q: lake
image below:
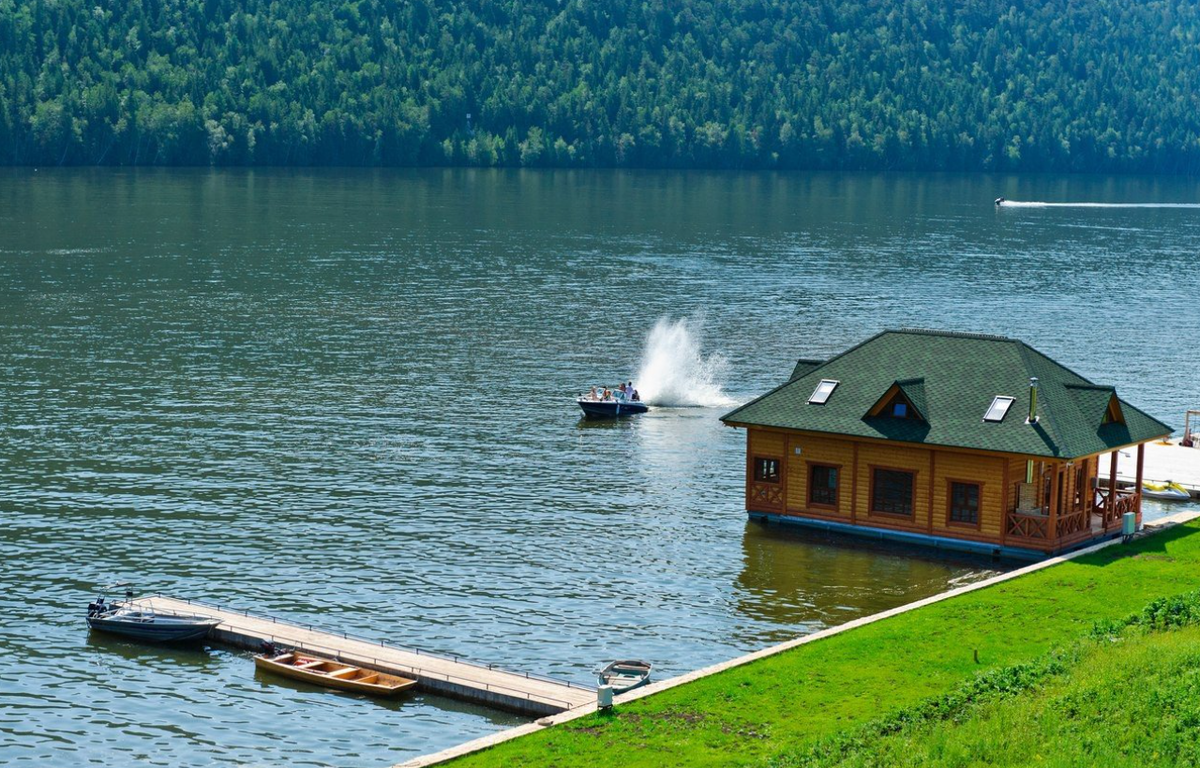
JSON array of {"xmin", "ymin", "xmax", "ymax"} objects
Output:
[{"xmin": 2, "ymin": 168, "xmax": 1198, "ymax": 767}]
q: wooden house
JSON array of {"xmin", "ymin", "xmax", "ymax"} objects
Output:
[{"xmin": 720, "ymin": 329, "xmax": 1172, "ymax": 559}]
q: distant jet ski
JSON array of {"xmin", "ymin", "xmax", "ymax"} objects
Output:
[{"xmin": 995, "ymin": 197, "xmax": 1006, "ymax": 206}]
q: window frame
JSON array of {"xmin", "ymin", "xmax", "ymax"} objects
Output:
[
  {"xmin": 869, "ymin": 466, "xmax": 917, "ymax": 517},
  {"xmin": 807, "ymin": 461, "xmax": 841, "ymax": 509},
  {"xmin": 808, "ymin": 379, "xmax": 840, "ymax": 404},
  {"xmin": 753, "ymin": 456, "xmax": 781, "ymax": 484},
  {"xmin": 983, "ymin": 395, "xmax": 1015, "ymax": 422},
  {"xmin": 946, "ymin": 479, "xmax": 983, "ymax": 528}
]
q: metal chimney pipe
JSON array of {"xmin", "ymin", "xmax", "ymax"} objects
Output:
[{"xmin": 1028, "ymin": 377, "xmax": 1039, "ymax": 424}]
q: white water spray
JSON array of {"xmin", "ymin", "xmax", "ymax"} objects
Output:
[{"xmin": 634, "ymin": 317, "xmax": 735, "ymax": 407}]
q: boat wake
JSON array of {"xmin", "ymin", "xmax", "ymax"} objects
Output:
[
  {"xmin": 998, "ymin": 200, "xmax": 1200, "ymax": 209},
  {"xmin": 635, "ymin": 317, "xmax": 735, "ymax": 408}
]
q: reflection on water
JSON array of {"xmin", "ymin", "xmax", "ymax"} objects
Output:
[
  {"xmin": 736, "ymin": 523, "xmax": 1002, "ymax": 645},
  {"xmin": 3, "ymin": 168, "xmax": 1199, "ymax": 766}
]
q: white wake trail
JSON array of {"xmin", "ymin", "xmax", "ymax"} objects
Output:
[
  {"xmin": 998, "ymin": 200, "xmax": 1200, "ymax": 208},
  {"xmin": 634, "ymin": 317, "xmax": 735, "ymax": 408}
]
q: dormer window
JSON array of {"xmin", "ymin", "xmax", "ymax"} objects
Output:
[
  {"xmin": 865, "ymin": 379, "xmax": 926, "ymax": 421},
  {"xmin": 809, "ymin": 379, "xmax": 839, "ymax": 404},
  {"xmin": 984, "ymin": 396, "xmax": 1014, "ymax": 422},
  {"xmin": 881, "ymin": 392, "xmax": 920, "ymax": 419},
  {"xmin": 1102, "ymin": 394, "xmax": 1125, "ymax": 425}
]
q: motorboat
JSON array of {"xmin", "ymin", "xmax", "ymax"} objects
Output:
[
  {"xmin": 577, "ymin": 387, "xmax": 649, "ymax": 419},
  {"xmin": 1142, "ymin": 481, "xmax": 1191, "ymax": 501},
  {"xmin": 255, "ymin": 650, "xmax": 418, "ymax": 697},
  {"xmin": 86, "ymin": 584, "xmax": 221, "ymax": 642},
  {"xmin": 596, "ymin": 659, "xmax": 652, "ymax": 693}
]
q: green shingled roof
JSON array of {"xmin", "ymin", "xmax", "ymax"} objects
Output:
[{"xmin": 721, "ymin": 329, "xmax": 1172, "ymax": 458}]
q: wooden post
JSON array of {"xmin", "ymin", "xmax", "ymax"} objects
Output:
[
  {"xmin": 850, "ymin": 442, "xmax": 859, "ymax": 525},
  {"xmin": 927, "ymin": 450, "xmax": 936, "ymax": 534},
  {"xmin": 1108, "ymin": 450, "xmax": 1119, "ymax": 526},
  {"xmin": 1135, "ymin": 442, "xmax": 1145, "ymax": 526},
  {"xmin": 1048, "ymin": 463, "xmax": 1060, "ymax": 545},
  {"xmin": 1001, "ymin": 458, "xmax": 1010, "ymax": 545}
]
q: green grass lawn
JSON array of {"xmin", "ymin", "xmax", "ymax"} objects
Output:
[
  {"xmin": 775, "ymin": 593, "xmax": 1200, "ymax": 767},
  {"xmin": 448, "ymin": 522, "xmax": 1200, "ymax": 767}
]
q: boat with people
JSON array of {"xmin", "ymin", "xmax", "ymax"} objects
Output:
[
  {"xmin": 86, "ymin": 584, "xmax": 221, "ymax": 643},
  {"xmin": 577, "ymin": 381, "xmax": 649, "ymax": 419},
  {"xmin": 1141, "ymin": 480, "xmax": 1191, "ymax": 501},
  {"xmin": 255, "ymin": 648, "xmax": 419, "ymax": 697},
  {"xmin": 596, "ymin": 659, "xmax": 652, "ymax": 693}
]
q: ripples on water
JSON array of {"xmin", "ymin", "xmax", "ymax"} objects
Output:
[{"xmin": 2, "ymin": 169, "xmax": 1198, "ymax": 766}]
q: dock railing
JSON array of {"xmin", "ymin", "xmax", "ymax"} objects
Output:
[{"xmin": 141, "ymin": 593, "xmax": 594, "ymax": 702}]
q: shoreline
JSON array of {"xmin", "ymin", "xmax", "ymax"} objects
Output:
[{"xmin": 398, "ymin": 506, "xmax": 1200, "ymax": 767}]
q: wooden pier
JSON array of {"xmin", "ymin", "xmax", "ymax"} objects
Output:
[
  {"xmin": 127, "ymin": 596, "xmax": 595, "ymax": 716},
  {"xmin": 1108, "ymin": 439, "xmax": 1200, "ymax": 499}
]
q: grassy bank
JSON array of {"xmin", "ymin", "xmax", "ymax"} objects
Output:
[
  {"xmin": 449, "ymin": 521, "xmax": 1200, "ymax": 767},
  {"xmin": 778, "ymin": 591, "xmax": 1200, "ymax": 767}
]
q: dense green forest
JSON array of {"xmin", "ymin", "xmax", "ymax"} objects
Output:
[{"xmin": 3, "ymin": 0, "xmax": 1200, "ymax": 170}]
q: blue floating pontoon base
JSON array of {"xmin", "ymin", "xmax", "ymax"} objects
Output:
[{"xmin": 747, "ymin": 511, "xmax": 1121, "ymax": 562}]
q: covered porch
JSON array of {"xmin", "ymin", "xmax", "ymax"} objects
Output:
[{"xmin": 1004, "ymin": 443, "xmax": 1146, "ymax": 553}]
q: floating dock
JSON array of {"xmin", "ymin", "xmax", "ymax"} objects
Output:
[
  {"xmin": 1108, "ymin": 439, "xmax": 1200, "ymax": 499},
  {"xmin": 127, "ymin": 596, "xmax": 594, "ymax": 716}
]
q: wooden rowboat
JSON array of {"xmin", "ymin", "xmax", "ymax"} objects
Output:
[
  {"xmin": 596, "ymin": 659, "xmax": 652, "ymax": 693},
  {"xmin": 255, "ymin": 652, "xmax": 418, "ymax": 697}
]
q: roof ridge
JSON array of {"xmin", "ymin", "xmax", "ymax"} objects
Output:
[
  {"xmin": 1015, "ymin": 343, "xmax": 1067, "ymax": 456},
  {"xmin": 1063, "ymin": 383, "xmax": 1115, "ymax": 391},
  {"xmin": 721, "ymin": 330, "xmax": 892, "ymax": 422},
  {"xmin": 891, "ymin": 328, "xmax": 1016, "ymax": 342}
]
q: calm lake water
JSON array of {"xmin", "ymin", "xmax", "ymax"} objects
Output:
[{"xmin": 2, "ymin": 169, "xmax": 1199, "ymax": 767}]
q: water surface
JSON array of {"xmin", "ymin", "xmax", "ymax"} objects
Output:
[{"xmin": 2, "ymin": 169, "xmax": 1198, "ymax": 767}]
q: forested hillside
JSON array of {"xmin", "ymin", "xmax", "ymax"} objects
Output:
[{"xmin": 3, "ymin": 0, "xmax": 1200, "ymax": 171}]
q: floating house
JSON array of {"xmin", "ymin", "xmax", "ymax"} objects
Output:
[{"xmin": 720, "ymin": 330, "xmax": 1172, "ymax": 559}]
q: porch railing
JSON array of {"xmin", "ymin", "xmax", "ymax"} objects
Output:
[
  {"xmin": 1006, "ymin": 510, "xmax": 1049, "ymax": 540},
  {"xmin": 1096, "ymin": 489, "xmax": 1139, "ymax": 529}
]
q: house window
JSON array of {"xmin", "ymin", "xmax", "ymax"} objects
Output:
[
  {"xmin": 892, "ymin": 402, "xmax": 908, "ymax": 417},
  {"xmin": 809, "ymin": 465, "xmax": 839, "ymax": 507},
  {"xmin": 984, "ymin": 396, "xmax": 1015, "ymax": 422},
  {"xmin": 808, "ymin": 379, "xmax": 839, "ymax": 404},
  {"xmin": 754, "ymin": 457, "xmax": 780, "ymax": 483},
  {"xmin": 949, "ymin": 482, "xmax": 980, "ymax": 525},
  {"xmin": 872, "ymin": 469, "xmax": 915, "ymax": 516}
]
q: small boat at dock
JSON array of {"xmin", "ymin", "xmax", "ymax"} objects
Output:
[
  {"xmin": 255, "ymin": 651, "xmax": 418, "ymax": 697},
  {"xmin": 596, "ymin": 659, "xmax": 651, "ymax": 693},
  {"xmin": 1142, "ymin": 480, "xmax": 1191, "ymax": 501},
  {"xmin": 86, "ymin": 585, "xmax": 220, "ymax": 643}
]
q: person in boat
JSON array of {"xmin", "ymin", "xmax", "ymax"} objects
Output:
[
  {"xmin": 603, "ymin": 388, "xmax": 612, "ymax": 401},
  {"xmin": 632, "ymin": 387, "xmax": 640, "ymax": 401},
  {"xmin": 618, "ymin": 382, "xmax": 627, "ymax": 399},
  {"xmin": 589, "ymin": 386, "xmax": 598, "ymax": 401}
]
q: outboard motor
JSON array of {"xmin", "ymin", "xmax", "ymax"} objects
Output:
[
  {"xmin": 87, "ymin": 597, "xmax": 106, "ymax": 617},
  {"xmin": 994, "ymin": 197, "xmax": 1006, "ymax": 206}
]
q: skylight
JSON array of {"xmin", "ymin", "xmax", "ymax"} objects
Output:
[
  {"xmin": 984, "ymin": 396, "xmax": 1015, "ymax": 422},
  {"xmin": 809, "ymin": 379, "xmax": 839, "ymax": 404}
]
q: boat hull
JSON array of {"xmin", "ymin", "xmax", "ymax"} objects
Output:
[
  {"xmin": 255, "ymin": 653, "xmax": 418, "ymax": 697},
  {"xmin": 577, "ymin": 400, "xmax": 649, "ymax": 419},
  {"xmin": 1142, "ymin": 487, "xmax": 1191, "ymax": 501},
  {"xmin": 597, "ymin": 660, "xmax": 652, "ymax": 693},
  {"xmin": 86, "ymin": 613, "xmax": 220, "ymax": 642}
]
